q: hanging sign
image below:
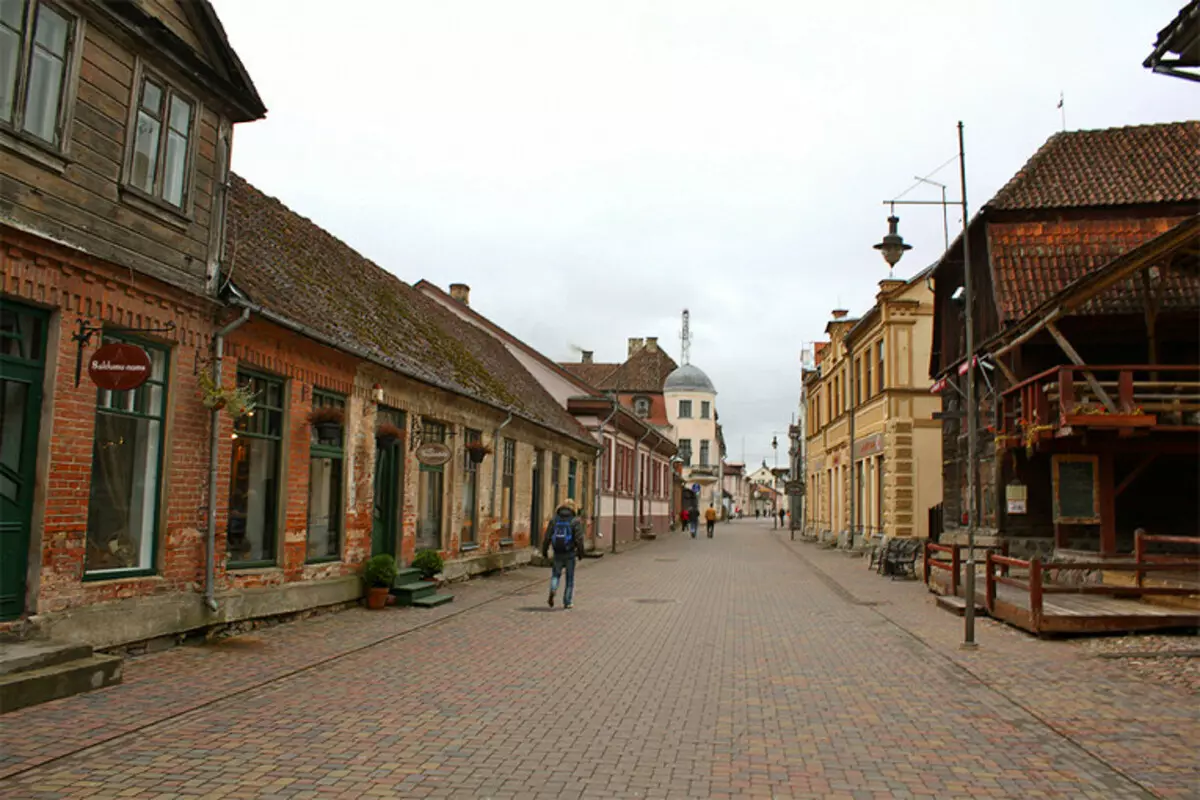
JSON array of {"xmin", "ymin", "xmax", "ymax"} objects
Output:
[
  {"xmin": 88, "ymin": 342, "xmax": 152, "ymax": 391},
  {"xmin": 931, "ymin": 377, "xmax": 947, "ymax": 394},
  {"xmin": 957, "ymin": 356, "xmax": 978, "ymax": 376},
  {"xmin": 1005, "ymin": 481, "xmax": 1027, "ymax": 515},
  {"xmin": 415, "ymin": 442, "xmax": 452, "ymax": 466},
  {"xmin": 691, "ymin": 483, "xmax": 701, "ymax": 494}
]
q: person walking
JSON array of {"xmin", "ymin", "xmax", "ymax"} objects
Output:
[
  {"xmin": 682, "ymin": 508, "xmax": 694, "ymax": 538},
  {"xmin": 704, "ymin": 505, "xmax": 717, "ymax": 538},
  {"xmin": 689, "ymin": 507, "xmax": 699, "ymax": 538},
  {"xmin": 542, "ymin": 499, "xmax": 585, "ymax": 609},
  {"xmin": 778, "ymin": 508, "xmax": 786, "ymax": 529}
]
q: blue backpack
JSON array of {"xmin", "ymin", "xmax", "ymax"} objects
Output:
[{"xmin": 551, "ymin": 518, "xmax": 575, "ymax": 554}]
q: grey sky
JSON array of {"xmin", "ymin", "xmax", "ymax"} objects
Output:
[{"xmin": 212, "ymin": 0, "xmax": 1194, "ymax": 470}]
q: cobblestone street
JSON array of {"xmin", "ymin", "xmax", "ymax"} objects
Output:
[{"xmin": 2, "ymin": 520, "xmax": 1196, "ymax": 800}]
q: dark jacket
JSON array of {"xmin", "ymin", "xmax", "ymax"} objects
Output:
[{"xmin": 541, "ymin": 506, "xmax": 586, "ymax": 559}]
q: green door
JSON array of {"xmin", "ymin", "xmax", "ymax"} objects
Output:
[
  {"xmin": 0, "ymin": 302, "xmax": 48, "ymax": 621},
  {"xmin": 371, "ymin": 409, "xmax": 405, "ymax": 558}
]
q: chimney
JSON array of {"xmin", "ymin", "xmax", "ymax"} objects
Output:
[
  {"xmin": 876, "ymin": 278, "xmax": 906, "ymax": 303},
  {"xmin": 831, "ymin": 309, "xmax": 849, "ymax": 320},
  {"xmin": 581, "ymin": 350, "xmax": 594, "ymax": 364},
  {"xmin": 449, "ymin": 283, "xmax": 470, "ymax": 306},
  {"xmin": 627, "ymin": 337, "xmax": 644, "ymax": 357},
  {"xmin": 644, "ymin": 336, "xmax": 658, "ymax": 352}
]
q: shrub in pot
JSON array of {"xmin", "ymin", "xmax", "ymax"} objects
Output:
[
  {"xmin": 376, "ymin": 421, "xmax": 404, "ymax": 446},
  {"xmin": 363, "ymin": 553, "xmax": 398, "ymax": 609},
  {"xmin": 464, "ymin": 440, "xmax": 492, "ymax": 464},
  {"xmin": 309, "ymin": 405, "xmax": 345, "ymax": 443},
  {"xmin": 412, "ymin": 549, "xmax": 444, "ymax": 582}
]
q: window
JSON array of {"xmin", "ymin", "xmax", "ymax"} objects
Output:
[
  {"xmin": 875, "ymin": 340, "xmax": 885, "ymax": 394},
  {"xmin": 700, "ymin": 401, "xmax": 710, "ymax": 419},
  {"xmin": 501, "ymin": 438, "xmax": 515, "ymax": 537},
  {"xmin": 578, "ymin": 462, "xmax": 588, "ymax": 518},
  {"xmin": 678, "ymin": 399, "xmax": 692, "ymax": 418},
  {"xmin": 679, "ymin": 438, "xmax": 692, "ymax": 467},
  {"xmin": 864, "ymin": 354, "xmax": 873, "ymax": 400},
  {"xmin": 568, "ymin": 458, "xmax": 577, "ymax": 499},
  {"xmin": 699, "ymin": 440, "xmax": 710, "ymax": 466},
  {"xmin": 634, "ymin": 396, "xmax": 650, "ymax": 418},
  {"xmin": 602, "ymin": 438, "xmax": 612, "ymax": 490},
  {"xmin": 228, "ymin": 371, "xmax": 283, "ymax": 567},
  {"xmin": 551, "ymin": 453, "xmax": 561, "ymax": 507},
  {"xmin": 416, "ymin": 420, "xmax": 446, "ymax": 549},
  {"xmin": 854, "ymin": 358, "xmax": 862, "ymax": 406},
  {"xmin": 84, "ymin": 336, "xmax": 168, "ymax": 577},
  {"xmin": 306, "ymin": 390, "xmax": 345, "ymax": 562},
  {"xmin": 126, "ymin": 69, "xmax": 196, "ymax": 208},
  {"xmin": 1, "ymin": 0, "xmax": 76, "ymax": 148},
  {"xmin": 461, "ymin": 429, "xmax": 481, "ymax": 545}
]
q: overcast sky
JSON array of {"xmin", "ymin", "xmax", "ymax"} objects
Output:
[{"xmin": 212, "ymin": 0, "xmax": 1193, "ymax": 470}]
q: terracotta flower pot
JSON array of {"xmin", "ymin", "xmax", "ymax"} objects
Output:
[{"xmin": 366, "ymin": 586, "xmax": 389, "ymax": 610}]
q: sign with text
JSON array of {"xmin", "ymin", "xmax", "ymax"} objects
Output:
[
  {"xmin": 1005, "ymin": 481, "xmax": 1028, "ymax": 515},
  {"xmin": 414, "ymin": 442, "xmax": 452, "ymax": 467},
  {"xmin": 89, "ymin": 342, "xmax": 151, "ymax": 391}
]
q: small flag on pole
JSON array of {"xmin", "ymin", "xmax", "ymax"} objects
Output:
[{"xmin": 1057, "ymin": 92, "xmax": 1063, "ymax": 109}]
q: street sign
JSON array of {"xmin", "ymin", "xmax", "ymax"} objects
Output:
[
  {"xmin": 784, "ymin": 481, "xmax": 805, "ymax": 496},
  {"xmin": 691, "ymin": 483, "xmax": 700, "ymax": 494}
]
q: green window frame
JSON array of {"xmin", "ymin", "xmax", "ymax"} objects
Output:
[
  {"xmin": 306, "ymin": 389, "xmax": 345, "ymax": 563},
  {"xmin": 227, "ymin": 370, "xmax": 283, "ymax": 568},
  {"xmin": 501, "ymin": 438, "xmax": 516, "ymax": 537},
  {"xmin": 461, "ymin": 428, "xmax": 481, "ymax": 546},
  {"xmin": 550, "ymin": 453, "xmax": 560, "ymax": 508},
  {"xmin": 84, "ymin": 334, "xmax": 169, "ymax": 579},
  {"xmin": 567, "ymin": 458, "xmax": 577, "ymax": 500}
]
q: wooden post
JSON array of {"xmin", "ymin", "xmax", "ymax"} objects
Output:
[
  {"xmin": 923, "ymin": 541, "xmax": 931, "ymax": 585},
  {"xmin": 985, "ymin": 552, "xmax": 996, "ymax": 612},
  {"xmin": 1030, "ymin": 557, "xmax": 1044, "ymax": 633},
  {"xmin": 1099, "ymin": 452, "xmax": 1117, "ymax": 557},
  {"xmin": 1134, "ymin": 528, "xmax": 1145, "ymax": 589},
  {"xmin": 951, "ymin": 544, "xmax": 961, "ymax": 597},
  {"xmin": 1118, "ymin": 370, "xmax": 1134, "ymax": 413},
  {"xmin": 1058, "ymin": 367, "xmax": 1075, "ymax": 420}
]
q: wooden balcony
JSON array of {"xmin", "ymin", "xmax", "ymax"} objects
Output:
[{"xmin": 998, "ymin": 364, "xmax": 1200, "ymax": 448}]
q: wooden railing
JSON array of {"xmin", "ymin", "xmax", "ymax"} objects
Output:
[
  {"xmin": 924, "ymin": 541, "xmax": 1008, "ymax": 596},
  {"xmin": 985, "ymin": 552, "xmax": 1200, "ymax": 631},
  {"xmin": 1134, "ymin": 531, "xmax": 1200, "ymax": 589},
  {"xmin": 998, "ymin": 364, "xmax": 1200, "ymax": 446}
]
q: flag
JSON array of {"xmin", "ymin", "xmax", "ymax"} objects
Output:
[{"xmin": 1057, "ymin": 92, "xmax": 1064, "ymax": 109}]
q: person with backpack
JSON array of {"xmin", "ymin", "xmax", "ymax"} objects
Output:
[
  {"xmin": 541, "ymin": 498, "xmax": 585, "ymax": 609},
  {"xmin": 704, "ymin": 505, "xmax": 717, "ymax": 538}
]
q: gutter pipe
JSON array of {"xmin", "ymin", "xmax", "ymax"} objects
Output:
[{"xmin": 205, "ymin": 307, "xmax": 251, "ymax": 613}]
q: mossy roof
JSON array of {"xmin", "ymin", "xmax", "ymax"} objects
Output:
[{"xmin": 224, "ymin": 174, "xmax": 595, "ymax": 446}]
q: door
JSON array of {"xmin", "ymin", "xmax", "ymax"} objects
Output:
[
  {"xmin": 371, "ymin": 409, "xmax": 405, "ymax": 558},
  {"xmin": 415, "ymin": 420, "xmax": 445, "ymax": 552},
  {"xmin": 0, "ymin": 303, "xmax": 47, "ymax": 621},
  {"xmin": 529, "ymin": 448, "xmax": 543, "ymax": 547}
]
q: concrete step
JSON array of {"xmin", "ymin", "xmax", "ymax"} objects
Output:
[
  {"xmin": 0, "ymin": 641, "xmax": 93, "ymax": 676},
  {"xmin": 936, "ymin": 595, "xmax": 985, "ymax": 617},
  {"xmin": 391, "ymin": 581, "xmax": 438, "ymax": 604},
  {"xmin": 392, "ymin": 568, "xmax": 423, "ymax": 588},
  {"xmin": 0, "ymin": 653, "xmax": 123, "ymax": 714},
  {"xmin": 411, "ymin": 593, "xmax": 454, "ymax": 609}
]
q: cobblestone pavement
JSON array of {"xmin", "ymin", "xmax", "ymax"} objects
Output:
[{"xmin": 1, "ymin": 521, "xmax": 1196, "ymax": 799}]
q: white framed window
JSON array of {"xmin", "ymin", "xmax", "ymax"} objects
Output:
[
  {"xmin": 700, "ymin": 401, "xmax": 710, "ymax": 419},
  {"xmin": 0, "ymin": 0, "xmax": 79, "ymax": 149},
  {"xmin": 125, "ymin": 65, "xmax": 198, "ymax": 210},
  {"xmin": 678, "ymin": 399, "xmax": 692, "ymax": 418}
]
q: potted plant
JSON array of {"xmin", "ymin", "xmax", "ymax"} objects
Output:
[
  {"xmin": 464, "ymin": 439, "xmax": 492, "ymax": 464},
  {"xmin": 309, "ymin": 405, "xmax": 345, "ymax": 442},
  {"xmin": 362, "ymin": 553, "xmax": 398, "ymax": 609},
  {"xmin": 377, "ymin": 421, "xmax": 404, "ymax": 446},
  {"xmin": 198, "ymin": 369, "xmax": 257, "ymax": 419},
  {"xmin": 412, "ymin": 549, "xmax": 444, "ymax": 582}
]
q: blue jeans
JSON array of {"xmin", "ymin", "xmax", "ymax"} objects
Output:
[
  {"xmin": 689, "ymin": 520, "xmax": 698, "ymax": 538},
  {"xmin": 550, "ymin": 553, "xmax": 576, "ymax": 606}
]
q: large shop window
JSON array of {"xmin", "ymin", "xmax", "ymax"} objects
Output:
[
  {"xmin": 567, "ymin": 458, "xmax": 577, "ymax": 500},
  {"xmin": 0, "ymin": 0, "xmax": 77, "ymax": 148},
  {"xmin": 416, "ymin": 419, "xmax": 446, "ymax": 551},
  {"xmin": 501, "ymin": 438, "xmax": 516, "ymax": 537},
  {"xmin": 550, "ymin": 452, "xmax": 561, "ymax": 508},
  {"xmin": 306, "ymin": 389, "xmax": 345, "ymax": 562},
  {"xmin": 84, "ymin": 336, "xmax": 168, "ymax": 577},
  {"xmin": 461, "ymin": 428, "xmax": 480, "ymax": 545},
  {"xmin": 228, "ymin": 371, "xmax": 283, "ymax": 567}
]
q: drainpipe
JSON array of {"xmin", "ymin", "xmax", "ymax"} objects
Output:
[
  {"xmin": 489, "ymin": 412, "xmax": 513, "ymax": 527},
  {"xmin": 205, "ymin": 307, "xmax": 251, "ymax": 613},
  {"xmin": 844, "ymin": 337, "xmax": 856, "ymax": 550},
  {"xmin": 626, "ymin": 426, "xmax": 654, "ymax": 553},
  {"xmin": 593, "ymin": 403, "xmax": 620, "ymax": 547}
]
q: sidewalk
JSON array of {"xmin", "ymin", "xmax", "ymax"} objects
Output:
[{"xmin": 776, "ymin": 531, "xmax": 1200, "ymax": 800}]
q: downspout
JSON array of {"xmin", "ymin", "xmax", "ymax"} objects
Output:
[
  {"xmin": 844, "ymin": 337, "xmax": 856, "ymax": 549},
  {"xmin": 205, "ymin": 307, "xmax": 251, "ymax": 613},
  {"xmin": 489, "ymin": 412, "xmax": 513, "ymax": 528},
  {"xmin": 593, "ymin": 403, "xmax": 620, "ymax": 547}
]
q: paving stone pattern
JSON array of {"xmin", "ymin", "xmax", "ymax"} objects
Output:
[{"xmin": 0, "ymin": 522, "xmax": 1195, "ymax": 799}]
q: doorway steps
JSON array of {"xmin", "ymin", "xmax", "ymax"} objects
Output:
[
  {"xmin": 0, "ymin": 641, "xmax": 122, "ymax": 714},
  {"xmin": 391, "ymin": 568, "xmax": 454, "ymax": 608}
]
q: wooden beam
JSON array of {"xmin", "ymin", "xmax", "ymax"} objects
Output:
[
  {"xmin": 993, "ymin": 357, "xmax": 1019, "ymax": 387},
  {"xmin": 1115, "ymin": 454, "xmax": 1157, "ymax": 498},
  {"xmin": 1045, "ymin": 322, "xmax": 1117, "ymax": 413}
]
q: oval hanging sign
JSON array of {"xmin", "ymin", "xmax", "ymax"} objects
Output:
[
  {"xmin": 89, "ymin": 342, "xmax": 152, "ymax": 391},
  {"xmin": 415, "ymin": 442, "xmax": 452, "ymax": 466}
]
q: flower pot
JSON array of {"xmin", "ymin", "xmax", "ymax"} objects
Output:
[
  {"xmin": 467, "ymin": 448, "xmax": 488, "ymax": 464},
  {"xmin": 315, "ymin": 421, "xmax": 341, "ymax": 442},
  {"xmin": 366, "ymin": 586, "xmax": 389, "ymax": 610},
  {"xmin": 377, "ymin": 433, "xmax": 399, "ymax": 448}
]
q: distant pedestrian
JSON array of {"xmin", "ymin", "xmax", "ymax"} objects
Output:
[
  {"xmin": 689, "ymin": 508, "xmax": 699, "ymax": 537},
  {"xmin": 705, "ymin": 505, "xmax": 717, "ymax": 538},
  {"xmin": 682, "ymin": 508, "xmax": 693, "ymax": 538},
  {"xmin": 778, "ymin": 508, "xmax": 786, "ymax": 529},
  {"xmin": 755, "ymin": 509, "xmax": 760, "ymax": 520},
  {"xmin": 542, "ymin": 499, "xmax": 585, "ymax": 609}
]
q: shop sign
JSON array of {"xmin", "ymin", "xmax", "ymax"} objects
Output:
[
  {"xmin": 89, "ymin": 342, "xmax": 151, "ymax": 391},
  {"xmin": 415, "ymin": 442, "xmax": 452, "ymax": 466},
  {"xmin": 854, "ymin": 433, "xmax": 884, "ymax": 460},
  {"xmin": 1006, "ymin": 480, "xmax": 1028, "ymax": 515}
]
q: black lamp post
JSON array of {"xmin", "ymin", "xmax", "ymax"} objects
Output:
[{"xmin": 872, "ymin": 214, "xmax": 912, "ymax": 272}]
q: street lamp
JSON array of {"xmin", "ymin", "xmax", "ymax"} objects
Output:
[{"xmin": 874, "ymin": 121, "xmax": 978, "ymax": 649}]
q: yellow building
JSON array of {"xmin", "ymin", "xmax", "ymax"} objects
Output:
[{"xmin": 803, "ymin": 272, "xmax": 941, "ymax": 541}]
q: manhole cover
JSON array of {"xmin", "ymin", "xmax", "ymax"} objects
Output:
[
  {"xmin": 654, "ymin": 558, "xmax": 678, "ymax": 562},
  {"xmin": 632, "ymin": 598, "xmax": 677, "ymax": 604}
]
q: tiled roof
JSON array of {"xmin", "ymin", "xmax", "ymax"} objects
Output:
[
  {"xmin": 559, "ymin": 362, "xmax": 619, "ymax": 388},
  {"xmin": 987, "ymin": 122, "xmax": 1200, "ymax": 211},
  {"xmin": 599, "ymin": 346, "xmax": 678, "ymax": 393},
  {"xmin": 988, "ymin": 215, "xmax": 1199, "ymax": 321},
  {"xmin": 224, "ymin": 175, "xmax": 595, "ymax": 445}
]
